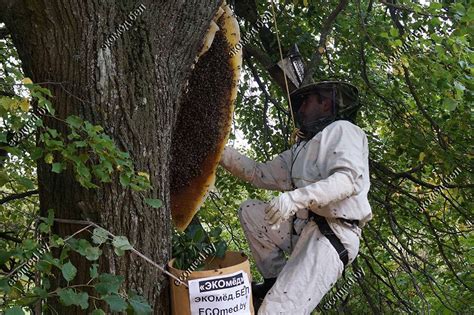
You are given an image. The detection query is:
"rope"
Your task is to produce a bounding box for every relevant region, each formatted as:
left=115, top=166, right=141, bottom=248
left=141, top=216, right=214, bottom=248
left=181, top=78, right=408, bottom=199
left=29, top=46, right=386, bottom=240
left=269, top=0, right=300, bottom=145
left=269, top=0, right=302, bottom=251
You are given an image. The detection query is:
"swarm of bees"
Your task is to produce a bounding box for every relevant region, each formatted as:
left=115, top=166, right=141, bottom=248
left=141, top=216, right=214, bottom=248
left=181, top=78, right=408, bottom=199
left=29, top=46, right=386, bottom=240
left=170, top=2, right=242, bottom=231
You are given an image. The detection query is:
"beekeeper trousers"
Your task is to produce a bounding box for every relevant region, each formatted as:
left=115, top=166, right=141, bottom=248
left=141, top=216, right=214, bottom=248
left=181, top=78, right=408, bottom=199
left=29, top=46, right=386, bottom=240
left=238, top=199, right=361, bottom=314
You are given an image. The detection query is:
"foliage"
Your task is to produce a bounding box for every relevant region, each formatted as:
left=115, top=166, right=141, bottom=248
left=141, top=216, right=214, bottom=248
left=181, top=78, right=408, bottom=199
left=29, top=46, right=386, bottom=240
left=0, top=36, right=156, bottom=313
left=198, top=0, right=473, bottom=313
left=1, top=209, right=152, bottom=314
left=1, top=0, right=473, bottom=314
left=172, top=223, right=227, bottom=271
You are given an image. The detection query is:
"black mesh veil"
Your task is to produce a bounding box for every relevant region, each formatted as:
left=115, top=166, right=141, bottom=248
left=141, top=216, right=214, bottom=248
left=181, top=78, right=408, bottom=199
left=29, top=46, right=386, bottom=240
left=289, top=81, right=360, bottom=138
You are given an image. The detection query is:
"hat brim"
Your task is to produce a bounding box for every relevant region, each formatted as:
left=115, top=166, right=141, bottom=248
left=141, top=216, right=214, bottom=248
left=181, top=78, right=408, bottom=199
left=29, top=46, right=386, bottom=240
left=289, top=81, right=358, bottom=113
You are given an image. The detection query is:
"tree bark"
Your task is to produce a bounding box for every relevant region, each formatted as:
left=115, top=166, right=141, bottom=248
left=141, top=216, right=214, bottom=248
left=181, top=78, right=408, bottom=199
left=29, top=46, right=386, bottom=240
left=0, top=0, right=221, bottom=313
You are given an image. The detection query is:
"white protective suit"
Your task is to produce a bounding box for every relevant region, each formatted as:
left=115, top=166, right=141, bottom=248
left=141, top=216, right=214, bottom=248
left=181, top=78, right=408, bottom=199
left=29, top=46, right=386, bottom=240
left=220, top=120, right=372, bottom=314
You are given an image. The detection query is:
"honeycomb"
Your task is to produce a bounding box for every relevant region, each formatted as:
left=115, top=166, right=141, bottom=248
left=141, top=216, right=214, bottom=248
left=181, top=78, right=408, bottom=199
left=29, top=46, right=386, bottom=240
left=170, top=3, right=242, bottom=231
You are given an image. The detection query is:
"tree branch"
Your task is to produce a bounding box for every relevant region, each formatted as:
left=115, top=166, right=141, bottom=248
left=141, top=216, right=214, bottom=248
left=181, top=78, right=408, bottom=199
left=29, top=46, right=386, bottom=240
left=302, top=0, right=349, bottom=84
left=402, top=66, right=449, bottom=150
left=244, top=55, right=288, bottom=114
left=0, top=190, right=38, bottom=205
left=0, top=231, right=22, bottom=243
left=380, top=0, right=444, bottom=18
left=47, top=217, right=188, bottom=286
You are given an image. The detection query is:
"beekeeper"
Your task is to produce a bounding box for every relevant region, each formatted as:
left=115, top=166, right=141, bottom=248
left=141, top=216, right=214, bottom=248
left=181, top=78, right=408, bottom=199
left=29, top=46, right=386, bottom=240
left=219, top=81, right=372, bottom=314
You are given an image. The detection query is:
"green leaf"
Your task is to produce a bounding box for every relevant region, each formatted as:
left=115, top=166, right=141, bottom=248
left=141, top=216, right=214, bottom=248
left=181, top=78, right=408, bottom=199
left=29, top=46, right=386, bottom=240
left=92, top=227, right=109, bottom=245
left=389, top=28, right=398, bottom=37
left=0, top=250, right=11, bottom=265
left=0, top=277, right=11, bottom=294
left=17, top=177, right=35, bottom=189
left=47, top=128, right=59, bottom=138
left=58, top=288, right=75, bottom=306
left=32, top=286, right=48, bottom=299
left=0, top=171, right=8, bottom=187
left=128, top=291, right=153, bottom=315
left=85, top=246, right=102, bottom=261
left=92, top=165, right=110, bottom=182
left=39, top=222, right=50, bottom=233
left=58, top=288, right=89, bottom=309
left=46, top=209, right=54, bottom=226
left=51, top=162, right=64, bottom=173
left=193, top=228, right=205, bottom=243
left=215, top=240, right=227, bottom=257
left=74, top=140, right=87, bottom=148
left=119, top=173, right=131, bottom=186
left=114, top=247, right=125, bottom=256
left=144, top=198, right=162, bottom=209
left=112, top=236, right=133, bottom=252
left=61, top=261, right=77, bottom=282
left=75, top=291, right=89, bottom=309
left=74, top=239, right=92, bottom=256
left=36, top=259, right=52, bottom=273
left=95, top=273, right=124, bottom=296
left=44, top=153, right=54, bottom=164
left=90, top=263, right=99, bottom=279
left=103, top=294, right=127, bottom=311
left=5, top=306, right=25, bottom=315
left=38, top=97, right=54, bottom=115
left=418, top=152, right=426, bottom=162
left=42, top=253, right=61, bottom=268
left=210, top=227, right=222, bottom=238
left=75, top=162, right=91, bottom=180
left=390, top=39, right=403, bottom=48
left=35, top=118, right=44, bottom=127
left=59, top=247, right=70, bottom=262
left=443, top=98, right=458, bottom=111
left=22, top=239, right=37, bottom=250
left=66, top=115, right=83, bottom=128
left=91, top=310, right=106, bottom=315
left=51, top=235, right=64, bottom=247
left=4, top=146, right=22, bottom=157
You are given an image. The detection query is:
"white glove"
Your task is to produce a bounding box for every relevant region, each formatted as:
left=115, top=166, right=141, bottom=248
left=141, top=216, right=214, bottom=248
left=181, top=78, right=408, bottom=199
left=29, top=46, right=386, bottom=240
left=264, top=193, right=298, bottom=230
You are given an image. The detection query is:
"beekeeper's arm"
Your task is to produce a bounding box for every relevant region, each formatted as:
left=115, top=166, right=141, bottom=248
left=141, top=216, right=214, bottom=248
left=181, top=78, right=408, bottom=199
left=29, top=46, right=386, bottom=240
left=265, top=122, right=367, bottom=226
left=219, top=146, right=293, bottom=191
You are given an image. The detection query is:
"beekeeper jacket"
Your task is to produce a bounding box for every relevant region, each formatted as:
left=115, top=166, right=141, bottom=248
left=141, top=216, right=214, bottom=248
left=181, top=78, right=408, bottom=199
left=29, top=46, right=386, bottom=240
left=221, top=120, right=372, bottom=227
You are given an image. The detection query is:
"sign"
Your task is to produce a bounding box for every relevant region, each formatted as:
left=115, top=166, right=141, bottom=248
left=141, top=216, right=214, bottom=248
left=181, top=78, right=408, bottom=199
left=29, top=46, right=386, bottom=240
left=188, top=270, right=251, bottom=315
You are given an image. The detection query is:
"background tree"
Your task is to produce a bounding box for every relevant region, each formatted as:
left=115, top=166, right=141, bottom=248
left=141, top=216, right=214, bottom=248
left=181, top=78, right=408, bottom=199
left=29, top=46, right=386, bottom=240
left=202, top=0, right=472, bottom=313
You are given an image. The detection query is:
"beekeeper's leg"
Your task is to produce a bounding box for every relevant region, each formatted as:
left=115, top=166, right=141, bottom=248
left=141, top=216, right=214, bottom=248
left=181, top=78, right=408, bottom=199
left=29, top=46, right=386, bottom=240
left=258, top=219, right=360, bottom=314
left=238, top=199, right=298, bottom=278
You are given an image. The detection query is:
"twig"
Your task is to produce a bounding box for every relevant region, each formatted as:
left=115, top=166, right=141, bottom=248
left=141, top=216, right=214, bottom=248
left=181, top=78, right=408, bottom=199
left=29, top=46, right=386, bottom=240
left=379, top=0, right=445, bottom=18
left=245, top=56, right=288, bottom=114
left=48, top=217, right=188, bottom=287
left=0, top=190, right=39, bottom=205
left=0, top=231, right=21, bottom=243
left=402, top=66, right=449, bottom=150
left=302, top=0, right=349, bottom=84
left=63, top=223, right=95, bottom=243
left=208, top=192, right=244, bottom=250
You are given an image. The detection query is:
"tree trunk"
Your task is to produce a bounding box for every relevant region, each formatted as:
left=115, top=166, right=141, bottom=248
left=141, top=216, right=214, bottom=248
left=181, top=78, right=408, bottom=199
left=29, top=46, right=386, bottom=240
left=0, top=0, right=221, bottom=313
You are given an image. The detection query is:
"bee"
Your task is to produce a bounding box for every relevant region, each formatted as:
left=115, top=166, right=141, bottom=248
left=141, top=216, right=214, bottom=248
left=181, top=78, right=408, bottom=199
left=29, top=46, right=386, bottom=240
left=171, top=4, right=241, bottom=230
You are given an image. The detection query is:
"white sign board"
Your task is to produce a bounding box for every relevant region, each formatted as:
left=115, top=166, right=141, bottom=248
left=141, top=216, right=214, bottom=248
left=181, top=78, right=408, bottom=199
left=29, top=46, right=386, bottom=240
left=188, top=270, right=251, bottom=315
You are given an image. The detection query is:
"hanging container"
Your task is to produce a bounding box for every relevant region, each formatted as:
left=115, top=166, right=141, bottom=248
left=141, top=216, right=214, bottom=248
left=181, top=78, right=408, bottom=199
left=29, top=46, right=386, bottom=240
left=168, top=251, right=255, bottom=315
